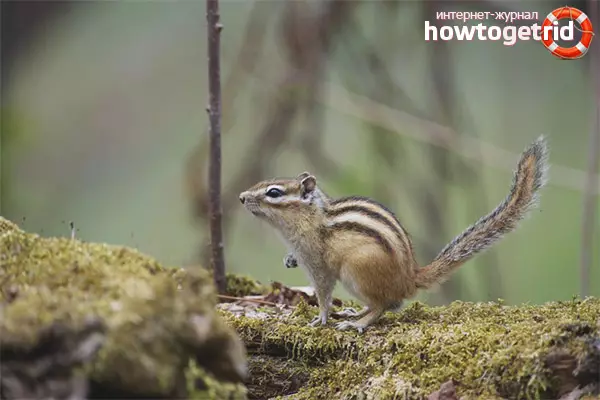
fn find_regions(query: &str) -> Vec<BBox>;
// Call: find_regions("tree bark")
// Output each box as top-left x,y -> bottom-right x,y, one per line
206,0 -> 226,294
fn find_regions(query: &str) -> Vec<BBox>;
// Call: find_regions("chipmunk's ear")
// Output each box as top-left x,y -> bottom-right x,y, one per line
300,174 -> 316,194
297,171 -> 311,181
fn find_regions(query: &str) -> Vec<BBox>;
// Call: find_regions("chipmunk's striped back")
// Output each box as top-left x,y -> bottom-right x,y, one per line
324,196 -> 414,258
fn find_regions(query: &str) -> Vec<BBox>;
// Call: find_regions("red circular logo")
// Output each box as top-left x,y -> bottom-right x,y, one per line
541,6 -> 594,59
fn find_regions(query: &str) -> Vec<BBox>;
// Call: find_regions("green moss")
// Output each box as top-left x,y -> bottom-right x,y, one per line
224,272 -> 268,297
291,297 -> 313,320
221,296 -> 600,399
0,217 -> 246,398
0,217 -> 19,234
185,360 -> 247,400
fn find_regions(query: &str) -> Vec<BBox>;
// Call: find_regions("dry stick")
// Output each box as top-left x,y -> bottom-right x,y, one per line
206,0 -> 226,294
187,4 -> 272,267
217,294 -> 295,309
580,0 -> 600,298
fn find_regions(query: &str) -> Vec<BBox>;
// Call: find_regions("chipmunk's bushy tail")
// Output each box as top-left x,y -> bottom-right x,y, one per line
415,136 -> 549,289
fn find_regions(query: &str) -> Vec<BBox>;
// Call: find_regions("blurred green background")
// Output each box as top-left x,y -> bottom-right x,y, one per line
1,0 -> 598,306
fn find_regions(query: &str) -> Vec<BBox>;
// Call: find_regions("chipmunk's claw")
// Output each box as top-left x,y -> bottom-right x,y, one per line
309,314 -> 327,327
332,307 -> 359,318
334,321 -> 365,333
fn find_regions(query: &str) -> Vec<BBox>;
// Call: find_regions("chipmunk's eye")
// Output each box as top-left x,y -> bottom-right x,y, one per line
266,188 -> 285,198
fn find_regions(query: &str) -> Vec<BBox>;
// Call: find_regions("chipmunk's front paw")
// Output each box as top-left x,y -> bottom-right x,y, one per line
283,253 -> 298,268
334,321 -> 366,334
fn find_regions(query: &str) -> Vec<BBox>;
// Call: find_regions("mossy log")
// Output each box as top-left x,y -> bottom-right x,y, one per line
2,216 -> 599,400
220,285 -> 600,399
0,217 -> 247,399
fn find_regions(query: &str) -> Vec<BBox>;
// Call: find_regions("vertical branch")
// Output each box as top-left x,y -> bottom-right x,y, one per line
580,0 -> 600,298
206,0 -> 226,294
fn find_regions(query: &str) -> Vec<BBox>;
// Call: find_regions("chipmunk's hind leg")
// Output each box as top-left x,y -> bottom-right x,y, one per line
334,306 -> 385,333
332,306 -> 370,319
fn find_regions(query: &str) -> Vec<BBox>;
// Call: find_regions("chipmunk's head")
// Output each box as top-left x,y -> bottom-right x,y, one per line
239,172 -> 327,229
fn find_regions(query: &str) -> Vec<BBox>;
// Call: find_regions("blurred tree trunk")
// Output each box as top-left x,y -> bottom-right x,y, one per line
1,1 -> 73,217
1,1 -> 72,90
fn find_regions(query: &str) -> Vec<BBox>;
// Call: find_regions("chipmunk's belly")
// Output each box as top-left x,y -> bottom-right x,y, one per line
340,276 -> 367,304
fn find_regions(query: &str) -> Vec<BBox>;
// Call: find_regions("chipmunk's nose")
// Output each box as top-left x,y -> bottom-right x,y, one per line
239,193 -> 246,204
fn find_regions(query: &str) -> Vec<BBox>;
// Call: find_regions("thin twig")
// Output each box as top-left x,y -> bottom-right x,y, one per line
206,0 -> 226,294
217,294 -> 295,308
580,0 -> 600,298
187,3 -> 273,268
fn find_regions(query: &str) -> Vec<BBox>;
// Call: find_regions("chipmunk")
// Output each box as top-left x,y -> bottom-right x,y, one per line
239,136 -> 549,333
